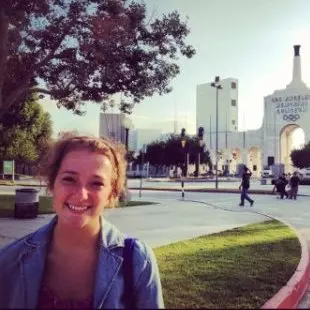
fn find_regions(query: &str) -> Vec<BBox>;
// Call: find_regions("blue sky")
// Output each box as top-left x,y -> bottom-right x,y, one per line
40,0 -> 310,138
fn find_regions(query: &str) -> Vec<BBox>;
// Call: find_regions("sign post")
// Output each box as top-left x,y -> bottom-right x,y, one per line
3,160 -> 15,181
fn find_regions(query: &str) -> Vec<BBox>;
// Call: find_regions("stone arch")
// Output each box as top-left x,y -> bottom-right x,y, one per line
217,149 -> 225,172
280,123 -> 305,173
230,148 -> 242,175
248,146 -> 261,177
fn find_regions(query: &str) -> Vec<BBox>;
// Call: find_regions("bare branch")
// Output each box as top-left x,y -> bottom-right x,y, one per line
146,5 -> 158,26
30,88 -> 53,95
33,21 -> 72,70
1,81 -> 29,116
1,20 -> 74,116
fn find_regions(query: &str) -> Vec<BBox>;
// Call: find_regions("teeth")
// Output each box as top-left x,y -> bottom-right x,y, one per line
67,204 -> 88,211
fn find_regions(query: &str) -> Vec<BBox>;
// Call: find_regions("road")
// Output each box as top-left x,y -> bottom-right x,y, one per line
2,177 -> 310,194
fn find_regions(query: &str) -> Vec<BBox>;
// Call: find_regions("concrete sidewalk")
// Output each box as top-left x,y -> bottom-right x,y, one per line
0,198 -> 267,248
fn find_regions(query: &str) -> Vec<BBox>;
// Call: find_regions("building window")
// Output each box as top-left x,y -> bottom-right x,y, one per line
232,120 -> 236,125
231,99 -> 236,106
231,82 -> 237,89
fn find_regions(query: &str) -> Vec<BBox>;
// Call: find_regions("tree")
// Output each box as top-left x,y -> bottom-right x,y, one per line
290,142 -> 310,168
0,1 -> 195,118
144,134 -> 212,174
0,93 -> 53,165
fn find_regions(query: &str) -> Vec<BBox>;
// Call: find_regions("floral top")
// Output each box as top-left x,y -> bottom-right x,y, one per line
37,285 -> 93,309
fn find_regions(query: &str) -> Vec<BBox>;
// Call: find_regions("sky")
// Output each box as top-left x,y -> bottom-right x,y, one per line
39,0 -> 310,139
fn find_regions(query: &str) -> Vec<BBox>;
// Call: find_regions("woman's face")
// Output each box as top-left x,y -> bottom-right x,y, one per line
52,149 -> 114,229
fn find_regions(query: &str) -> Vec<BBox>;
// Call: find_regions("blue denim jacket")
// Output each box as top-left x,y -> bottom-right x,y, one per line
0,216 -> 164,309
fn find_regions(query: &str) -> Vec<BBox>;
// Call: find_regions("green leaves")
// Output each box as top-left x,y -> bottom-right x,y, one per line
0,92 -> 53,163
1,0 -> 195,117
144,135 -> 212,168
290,141 -> 310,168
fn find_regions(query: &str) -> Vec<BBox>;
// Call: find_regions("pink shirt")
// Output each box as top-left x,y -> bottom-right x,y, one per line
37,285 -> 93,309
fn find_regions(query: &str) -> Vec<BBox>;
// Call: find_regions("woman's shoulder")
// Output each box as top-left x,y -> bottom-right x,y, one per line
0,217 -> 55,263
130,238 -> 156,264
101,218 -> 155,264
0,233 -> 32,265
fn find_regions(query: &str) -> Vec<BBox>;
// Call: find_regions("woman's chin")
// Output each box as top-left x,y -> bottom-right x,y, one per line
59,209 -> 93,229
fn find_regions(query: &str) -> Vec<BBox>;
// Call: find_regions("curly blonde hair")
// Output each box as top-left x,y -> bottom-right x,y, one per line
39,134 -> 127,207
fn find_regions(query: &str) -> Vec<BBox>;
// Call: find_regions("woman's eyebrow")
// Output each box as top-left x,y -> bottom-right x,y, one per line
92,175 -> 105,180
60,170 -> 78,175
61,171 -> 105,179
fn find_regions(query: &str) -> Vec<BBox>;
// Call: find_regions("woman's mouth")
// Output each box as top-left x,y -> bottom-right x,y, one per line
65,203 -> 91,213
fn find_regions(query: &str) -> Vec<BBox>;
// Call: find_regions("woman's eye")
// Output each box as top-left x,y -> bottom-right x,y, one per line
92,181 -> 104,188
62,177 -> 75,183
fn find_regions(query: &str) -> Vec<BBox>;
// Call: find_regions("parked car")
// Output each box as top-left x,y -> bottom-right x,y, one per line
261,167 -> 272,178
297,167 -> 310,180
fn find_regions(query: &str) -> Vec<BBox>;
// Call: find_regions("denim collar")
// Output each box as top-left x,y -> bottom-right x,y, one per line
19,215 -> 126,308
23,215 -> 125,250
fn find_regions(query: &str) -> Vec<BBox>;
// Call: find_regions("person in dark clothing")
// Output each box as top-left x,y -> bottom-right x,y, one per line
272,173 -> 289,199
238,165 -> 254,207
289,171 -> 300,200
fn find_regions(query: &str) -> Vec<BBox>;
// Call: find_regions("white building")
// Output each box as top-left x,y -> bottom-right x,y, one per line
196,45 -> 309,177
133,128 -> 162,152
99,113 -> 134,150
196,77 -> 239,141
99,113 -> 162,153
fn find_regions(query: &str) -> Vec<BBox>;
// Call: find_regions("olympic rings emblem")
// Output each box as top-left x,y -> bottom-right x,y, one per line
283,114 -> 300,122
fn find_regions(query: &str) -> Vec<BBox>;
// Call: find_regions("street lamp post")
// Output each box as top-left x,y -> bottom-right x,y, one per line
121,117 -> 133,202
180,128 -> 188,177
211,76 -> 222,189
122,117 -> 133,150
139,144 -> 146,198
196,127 -> 205,177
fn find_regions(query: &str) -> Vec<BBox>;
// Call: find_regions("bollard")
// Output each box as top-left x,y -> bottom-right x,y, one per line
15,188 -> 39,219
181,180 -> 185,199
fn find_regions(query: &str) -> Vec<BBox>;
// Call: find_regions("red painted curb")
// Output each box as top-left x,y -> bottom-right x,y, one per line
261,222 -> 310,309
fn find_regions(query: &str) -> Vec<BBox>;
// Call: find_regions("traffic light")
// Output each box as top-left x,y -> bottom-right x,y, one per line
181,128 -> 186,137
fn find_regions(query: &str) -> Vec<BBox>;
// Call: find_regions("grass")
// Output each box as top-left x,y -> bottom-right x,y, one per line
0,180 -> 15,186
0,195 -> 156,218
154,220 -> 301,309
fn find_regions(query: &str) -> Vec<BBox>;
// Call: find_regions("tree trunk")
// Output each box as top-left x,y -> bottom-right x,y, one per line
0,9 -> 9,113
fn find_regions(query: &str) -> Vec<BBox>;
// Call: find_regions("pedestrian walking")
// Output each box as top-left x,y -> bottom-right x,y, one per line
0,135 -> 164,309
272,173 -> 289,199
289,171 -> 301,200
239,165 -> 254,207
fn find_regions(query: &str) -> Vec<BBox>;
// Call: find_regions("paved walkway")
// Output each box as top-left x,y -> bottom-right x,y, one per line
0,198 -> 267,248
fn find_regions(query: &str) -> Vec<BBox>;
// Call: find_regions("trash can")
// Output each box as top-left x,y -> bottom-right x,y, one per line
15,188 -> 39,219
260,178 -> 267,185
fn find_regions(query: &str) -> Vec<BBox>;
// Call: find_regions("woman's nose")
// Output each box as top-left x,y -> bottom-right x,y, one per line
75,185 -> 89,200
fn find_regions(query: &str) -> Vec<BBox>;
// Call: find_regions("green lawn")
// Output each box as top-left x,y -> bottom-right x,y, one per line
155,220 -> 300,309
0,195 -> 156,218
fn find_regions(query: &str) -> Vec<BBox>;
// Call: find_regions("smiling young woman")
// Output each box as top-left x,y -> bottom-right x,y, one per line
0,135 -> 164,309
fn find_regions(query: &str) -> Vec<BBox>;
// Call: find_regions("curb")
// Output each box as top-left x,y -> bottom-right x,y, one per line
1,183 -> 310,197
131,187 -> 274,195
185,199 -> 310,309
130,187 -> 310,197
261,218 -> 310,309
